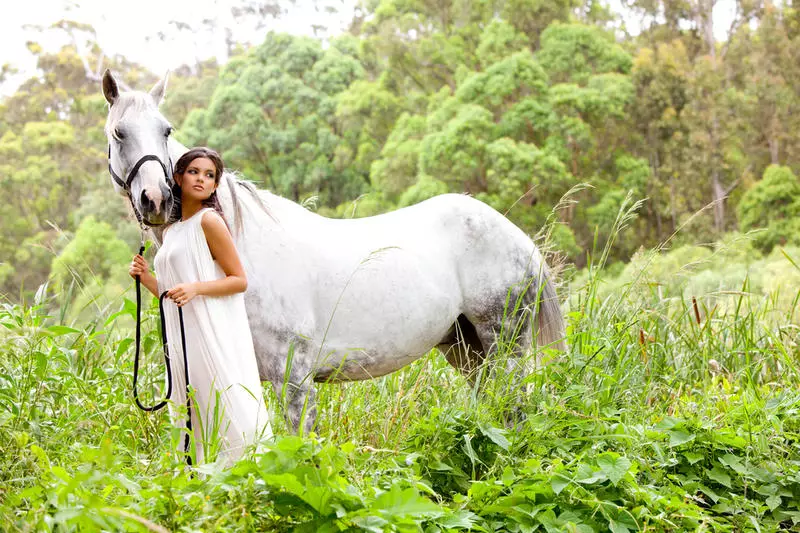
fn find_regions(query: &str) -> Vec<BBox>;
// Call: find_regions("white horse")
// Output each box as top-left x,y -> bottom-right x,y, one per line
102,70 -> 566,431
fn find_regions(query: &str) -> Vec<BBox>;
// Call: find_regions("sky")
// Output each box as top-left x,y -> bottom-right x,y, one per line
0,0 -> 737,97
0,0 -> 358,95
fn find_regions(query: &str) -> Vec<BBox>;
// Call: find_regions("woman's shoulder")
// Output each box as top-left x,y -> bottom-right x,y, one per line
199,209 -> 232,243
199,208 -> 225,229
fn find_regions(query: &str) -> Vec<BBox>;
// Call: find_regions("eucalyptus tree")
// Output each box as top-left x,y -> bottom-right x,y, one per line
180,33 -> 368,206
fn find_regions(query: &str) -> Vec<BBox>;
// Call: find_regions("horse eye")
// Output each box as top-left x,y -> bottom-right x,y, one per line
114,128 -> 125,140
164,126 -> 173,138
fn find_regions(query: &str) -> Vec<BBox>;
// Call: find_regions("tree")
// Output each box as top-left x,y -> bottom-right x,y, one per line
0,27 -> 150,302
737,165 -> 800,253
183,33 -> 368,205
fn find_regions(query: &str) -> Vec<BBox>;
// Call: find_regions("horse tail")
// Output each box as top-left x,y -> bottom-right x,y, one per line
533,266 -> 567,352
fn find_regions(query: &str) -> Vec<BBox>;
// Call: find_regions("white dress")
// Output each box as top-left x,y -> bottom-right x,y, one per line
154,206 -> 272,465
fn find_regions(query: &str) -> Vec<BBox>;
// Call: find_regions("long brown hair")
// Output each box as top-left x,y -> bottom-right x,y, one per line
170,147 -> 230,231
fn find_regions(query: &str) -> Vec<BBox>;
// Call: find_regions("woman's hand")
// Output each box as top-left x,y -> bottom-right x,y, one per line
167,283 -> 200,307
129,254 -> 152,281
129,254 -> 159,298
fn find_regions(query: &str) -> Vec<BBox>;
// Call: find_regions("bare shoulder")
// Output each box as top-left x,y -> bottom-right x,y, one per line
200,210 -> 229,235
200,209 -> 227,230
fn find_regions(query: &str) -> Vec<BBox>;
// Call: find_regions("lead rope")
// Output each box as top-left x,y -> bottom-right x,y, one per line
132,233 -> 194,467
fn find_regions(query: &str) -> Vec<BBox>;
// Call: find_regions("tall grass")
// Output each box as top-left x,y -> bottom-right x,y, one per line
1,206 -> 800,531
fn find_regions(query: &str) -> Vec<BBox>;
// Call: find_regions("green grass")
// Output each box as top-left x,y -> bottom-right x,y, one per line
2,240 -> 800,531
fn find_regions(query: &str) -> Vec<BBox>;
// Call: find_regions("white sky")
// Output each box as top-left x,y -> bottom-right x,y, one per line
0,0 -> 736,97
0,0 -> 358,95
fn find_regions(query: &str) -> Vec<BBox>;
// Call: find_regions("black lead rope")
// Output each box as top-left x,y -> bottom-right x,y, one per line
132,243 -> 194,466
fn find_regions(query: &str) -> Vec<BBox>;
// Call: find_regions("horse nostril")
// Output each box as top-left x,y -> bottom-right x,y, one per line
140,190 -> 154,212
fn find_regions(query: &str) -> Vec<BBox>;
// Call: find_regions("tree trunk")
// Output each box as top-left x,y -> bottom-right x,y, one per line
712,168 -> 725,232
696,0 -> 726,233
769,113 -> 780,164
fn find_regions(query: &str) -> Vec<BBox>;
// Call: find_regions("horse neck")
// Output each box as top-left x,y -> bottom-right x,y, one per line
168,138 -> 188,165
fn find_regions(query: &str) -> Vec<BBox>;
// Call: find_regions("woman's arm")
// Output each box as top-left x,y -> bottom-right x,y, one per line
166,211 -> 247,306
129,254 -> 159,298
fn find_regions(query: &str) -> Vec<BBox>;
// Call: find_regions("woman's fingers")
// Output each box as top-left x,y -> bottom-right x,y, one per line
168,287 -> 190,307
129,255 -> 149,280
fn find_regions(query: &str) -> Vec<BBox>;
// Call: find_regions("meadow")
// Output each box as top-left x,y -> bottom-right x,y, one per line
2,220 -> 800,533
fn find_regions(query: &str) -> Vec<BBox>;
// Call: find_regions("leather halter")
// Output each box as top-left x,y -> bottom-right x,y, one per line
108,144 -> 174,227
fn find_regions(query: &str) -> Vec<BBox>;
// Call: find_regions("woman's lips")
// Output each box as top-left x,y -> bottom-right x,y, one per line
192,185 -> 203,191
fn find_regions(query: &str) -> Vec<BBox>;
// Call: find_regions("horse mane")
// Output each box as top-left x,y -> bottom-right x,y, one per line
224,171 -> 277,236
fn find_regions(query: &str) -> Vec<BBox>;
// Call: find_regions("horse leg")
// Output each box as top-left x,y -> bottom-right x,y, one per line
276,342 -> 317,435
473,315 -> 532,381
251,333 -> 317,435
282,375 -> 316,435
438,314 -> 486,384
467,286 -> 538,424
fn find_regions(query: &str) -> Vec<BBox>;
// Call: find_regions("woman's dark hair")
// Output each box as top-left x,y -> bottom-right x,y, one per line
169,147 -> 230,230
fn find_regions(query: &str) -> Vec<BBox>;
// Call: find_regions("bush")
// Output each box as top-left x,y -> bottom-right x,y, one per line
737,165 -> 800,253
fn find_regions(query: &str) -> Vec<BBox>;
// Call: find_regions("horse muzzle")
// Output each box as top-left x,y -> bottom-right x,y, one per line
137,184 -> 174,225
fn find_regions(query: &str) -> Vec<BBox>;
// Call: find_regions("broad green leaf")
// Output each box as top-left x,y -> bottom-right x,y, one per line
668,429 -> 695,447
479,424 -> 511,450
707,466 -> 732,488
713,430 -> 747,449
609,519 -> 630,533
435,510 -> 478,528
116,337 -> 134,358
351,515 -> 388,533
766,495 -> 781,511
683,451 -> 704,465
719,454 -> 746,474
550,474 -> 570,495
597,453 -> 632,486
698,484 -> 720,503
375,485 -> 442,518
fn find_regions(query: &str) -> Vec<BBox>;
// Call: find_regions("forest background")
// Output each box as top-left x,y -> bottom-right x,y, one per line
1,0 -> 800,314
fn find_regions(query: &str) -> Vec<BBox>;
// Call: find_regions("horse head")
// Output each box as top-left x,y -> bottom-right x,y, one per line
102,69 -> 176,227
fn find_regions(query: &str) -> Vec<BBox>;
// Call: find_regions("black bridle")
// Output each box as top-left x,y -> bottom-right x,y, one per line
108,144 -> 174,228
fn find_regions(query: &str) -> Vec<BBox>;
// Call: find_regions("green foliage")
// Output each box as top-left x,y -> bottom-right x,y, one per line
475,21 -> 529,68
536,23 -> 633,85
737,165 -> 800,253
2,235 -> 800,531
184,33 -> 369,206
0,37 -> 142,302
50,216 -> 130,289
398,177 -> 448,208
369,113 -> 426,200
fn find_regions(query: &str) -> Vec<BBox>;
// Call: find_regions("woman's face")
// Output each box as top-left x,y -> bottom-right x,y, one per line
177,157 -> 218,201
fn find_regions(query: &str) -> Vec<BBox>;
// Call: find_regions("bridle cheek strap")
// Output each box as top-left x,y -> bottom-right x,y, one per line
108,144 -> 174,227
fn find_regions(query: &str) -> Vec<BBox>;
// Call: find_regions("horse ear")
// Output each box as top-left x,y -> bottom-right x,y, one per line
149,71 -> 169,106
102,69 -> 119,106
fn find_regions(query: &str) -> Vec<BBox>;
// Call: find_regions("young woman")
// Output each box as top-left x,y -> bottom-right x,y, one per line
129,147 -> 272,465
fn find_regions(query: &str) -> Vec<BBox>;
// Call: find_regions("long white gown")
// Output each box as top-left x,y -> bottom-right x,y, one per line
153,206 -> 272,465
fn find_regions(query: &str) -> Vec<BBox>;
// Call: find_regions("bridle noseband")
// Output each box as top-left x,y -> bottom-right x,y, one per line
108,144 -> 174,227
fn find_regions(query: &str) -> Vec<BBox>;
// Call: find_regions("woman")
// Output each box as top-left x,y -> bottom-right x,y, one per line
129,147 -> 272,466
